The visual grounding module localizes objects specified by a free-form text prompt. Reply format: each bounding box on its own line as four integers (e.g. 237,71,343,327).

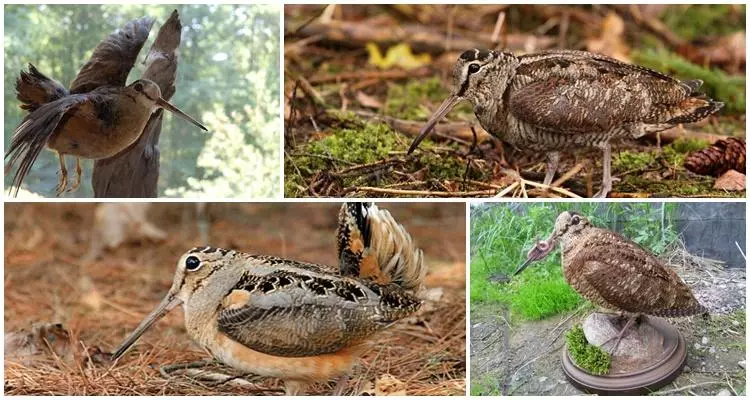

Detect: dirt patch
471,281,746,396
4,203,466,395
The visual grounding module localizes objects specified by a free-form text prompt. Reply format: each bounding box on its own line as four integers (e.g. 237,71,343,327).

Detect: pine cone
684,137,746,177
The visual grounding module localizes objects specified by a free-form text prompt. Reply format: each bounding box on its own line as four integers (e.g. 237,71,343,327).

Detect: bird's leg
332,375,350,396
55,153,68,196
284,380,309,396
67,157,82,192
593,143,612,198
602,313,641,353
543,151,560,186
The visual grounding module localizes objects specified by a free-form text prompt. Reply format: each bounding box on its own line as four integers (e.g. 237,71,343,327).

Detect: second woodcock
408,49,724,197
111,202,426,395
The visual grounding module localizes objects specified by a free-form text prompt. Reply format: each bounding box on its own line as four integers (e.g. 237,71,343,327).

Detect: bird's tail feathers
337,202,427,293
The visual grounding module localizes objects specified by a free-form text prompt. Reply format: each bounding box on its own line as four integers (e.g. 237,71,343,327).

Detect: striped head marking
407,49,518,154
514,211,590,276
110,246,234,361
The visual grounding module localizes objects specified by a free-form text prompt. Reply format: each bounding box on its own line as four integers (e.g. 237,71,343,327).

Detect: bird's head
407,49,518,154
110,246,231,361
127,79,208,131
514,211,590,276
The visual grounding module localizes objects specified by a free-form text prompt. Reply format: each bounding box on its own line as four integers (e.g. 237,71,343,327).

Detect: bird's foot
55,173,68,196
66,159,82,193
600,314,641,353
332,375,350,396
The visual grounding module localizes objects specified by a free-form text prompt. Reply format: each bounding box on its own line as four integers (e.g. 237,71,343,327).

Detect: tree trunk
92,10,181,197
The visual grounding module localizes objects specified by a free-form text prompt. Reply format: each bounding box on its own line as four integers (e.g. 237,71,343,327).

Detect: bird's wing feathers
511,51,693,134
16,64,69,112
216,269,386,357
69,16,155,94
574,231,697,314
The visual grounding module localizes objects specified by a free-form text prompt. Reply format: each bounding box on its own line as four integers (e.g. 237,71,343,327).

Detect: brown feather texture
525,211,707,318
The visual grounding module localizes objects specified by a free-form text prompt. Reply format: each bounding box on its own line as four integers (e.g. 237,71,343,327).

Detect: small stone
701,361,707,366
733,320,740,327
694,343,702,350
716,389,732,396
709,347,716,354
683,365,691,373
538,376,548,383
739,360,746,369
702,336,709,345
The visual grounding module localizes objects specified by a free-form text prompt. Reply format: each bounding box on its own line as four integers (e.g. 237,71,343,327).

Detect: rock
715,389,732,396
702,336,709,345
538,376,548,383
582,313,659,358
709,347,717,354
694,343,702,350
739,360,746,369
683,365,691,373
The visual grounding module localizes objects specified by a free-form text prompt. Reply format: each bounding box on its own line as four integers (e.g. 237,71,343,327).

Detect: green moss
613,151,655,171
661,5,745,41
385,77,474,121
307,123,400,166
566,325,611,375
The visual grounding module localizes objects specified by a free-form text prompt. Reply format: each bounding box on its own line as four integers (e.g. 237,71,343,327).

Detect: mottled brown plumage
516,211,707,317
408,49,724,197
111,203,426,395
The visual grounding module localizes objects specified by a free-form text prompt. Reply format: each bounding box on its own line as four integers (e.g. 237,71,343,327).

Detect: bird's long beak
513,235,557,276
111,291,182,361
156,98,208,131
407,94,462,154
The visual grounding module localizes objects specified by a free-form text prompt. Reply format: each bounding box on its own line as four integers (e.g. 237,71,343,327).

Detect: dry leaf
356,91,383,109
375,374,407,396
586,12,630,62
713,169,745,191
367,42,431,70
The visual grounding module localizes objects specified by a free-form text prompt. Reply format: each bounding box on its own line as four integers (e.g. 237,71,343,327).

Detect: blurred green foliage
4,5,280,198
470,203,678,321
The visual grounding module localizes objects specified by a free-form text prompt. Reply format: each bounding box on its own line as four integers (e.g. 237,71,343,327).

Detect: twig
551,162,584,187
307,67,432,84
346,186,496,197
653,381,723,395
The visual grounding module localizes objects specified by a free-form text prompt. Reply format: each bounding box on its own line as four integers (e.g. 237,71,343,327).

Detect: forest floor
470,266,746,396
284,5,745,198
4,203,466,395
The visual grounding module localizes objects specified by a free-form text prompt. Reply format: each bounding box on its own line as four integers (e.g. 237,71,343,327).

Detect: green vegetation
566,325,611,375
385,77,474,120
661,4,745,41
284,114,486,197
4,5,280,197
470,203,679,320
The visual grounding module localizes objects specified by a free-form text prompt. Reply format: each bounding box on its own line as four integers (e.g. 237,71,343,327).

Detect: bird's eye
185,256,201,271
133,82,143,92
571,215,580,225
468,63,481,74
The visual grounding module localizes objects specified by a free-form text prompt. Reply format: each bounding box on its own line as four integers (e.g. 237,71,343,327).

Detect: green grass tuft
566,325,611,375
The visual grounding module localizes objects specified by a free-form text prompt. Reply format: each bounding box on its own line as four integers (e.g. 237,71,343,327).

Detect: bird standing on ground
408,49,724,197
5,16,207,197
111,202,427,395
515,211,707,347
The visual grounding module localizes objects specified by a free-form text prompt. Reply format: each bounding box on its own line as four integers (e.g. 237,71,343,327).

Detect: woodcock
5,16,207,197
514,211,708,347
407,49,724,197
112,203,426,395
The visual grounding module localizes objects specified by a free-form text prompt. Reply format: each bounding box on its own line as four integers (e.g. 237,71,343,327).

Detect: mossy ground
566,325,611,375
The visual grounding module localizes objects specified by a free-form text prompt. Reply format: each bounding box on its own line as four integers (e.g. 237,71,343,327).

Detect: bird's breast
207,332,363,382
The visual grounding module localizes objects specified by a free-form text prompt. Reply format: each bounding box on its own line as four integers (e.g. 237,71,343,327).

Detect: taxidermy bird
408,49,724,197
5,16,207,197
111,202,426,395
515,211,708,349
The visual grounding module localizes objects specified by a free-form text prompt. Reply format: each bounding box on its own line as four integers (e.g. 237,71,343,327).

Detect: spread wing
216,269,389,357
510,50,694,134
5,91,115,195
573,231,701,315
16,64,69,112
69,16,155,94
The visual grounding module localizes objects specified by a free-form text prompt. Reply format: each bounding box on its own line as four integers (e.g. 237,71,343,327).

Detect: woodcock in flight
514,211,708,349
111,202,427,395
5,16,206,197
407,49,724,197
